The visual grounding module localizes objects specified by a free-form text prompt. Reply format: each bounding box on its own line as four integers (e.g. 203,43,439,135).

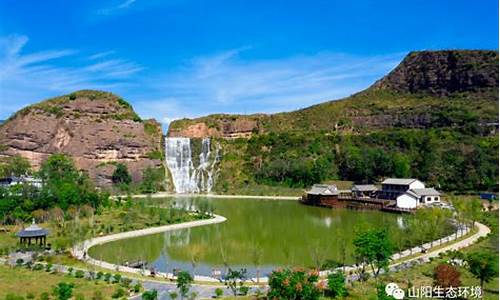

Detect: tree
327,271,347,298
267,268,321,300
140,166,164,193
464,198,482,227
433,264,461,288
353,229,393,279
0,155,31,177
176,271,193,300
112,163,132,185
52,282,74,300
466,251,498,291
223,268,248,296
141,290,158,300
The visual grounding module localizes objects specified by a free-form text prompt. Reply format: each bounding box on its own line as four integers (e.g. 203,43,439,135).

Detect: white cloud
0,35,405,128
0,34,141,119
97,0,138,15
88,51,116,60
141,49,405,125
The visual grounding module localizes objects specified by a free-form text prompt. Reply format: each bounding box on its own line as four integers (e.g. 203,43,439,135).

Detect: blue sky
0,0,498,126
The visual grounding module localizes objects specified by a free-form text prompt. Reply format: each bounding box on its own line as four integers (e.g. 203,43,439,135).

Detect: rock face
371,50,499,96
0,90,163,186
168,115,261,138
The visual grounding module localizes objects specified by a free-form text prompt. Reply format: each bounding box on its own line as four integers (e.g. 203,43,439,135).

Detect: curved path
72,214,227,282
117,192,300,201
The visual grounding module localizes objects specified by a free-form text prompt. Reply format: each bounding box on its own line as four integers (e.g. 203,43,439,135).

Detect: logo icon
385,282,405,300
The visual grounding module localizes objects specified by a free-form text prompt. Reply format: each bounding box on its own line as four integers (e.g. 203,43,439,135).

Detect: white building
380,178,425,200
396,188,441,209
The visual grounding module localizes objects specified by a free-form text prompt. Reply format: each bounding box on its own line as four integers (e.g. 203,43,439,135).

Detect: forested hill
169,50,499,193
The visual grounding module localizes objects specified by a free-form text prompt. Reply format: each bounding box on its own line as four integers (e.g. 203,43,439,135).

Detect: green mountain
168,50,499,194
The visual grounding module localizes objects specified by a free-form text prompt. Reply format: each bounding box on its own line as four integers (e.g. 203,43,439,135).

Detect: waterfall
165,137,220,193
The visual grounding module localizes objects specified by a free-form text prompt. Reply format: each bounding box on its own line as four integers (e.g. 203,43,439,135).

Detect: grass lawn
0,264,118,299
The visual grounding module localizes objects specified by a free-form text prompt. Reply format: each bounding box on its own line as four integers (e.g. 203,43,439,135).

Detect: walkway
118,192,300,201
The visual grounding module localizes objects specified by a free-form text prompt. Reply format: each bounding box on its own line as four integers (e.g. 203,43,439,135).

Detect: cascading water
165,137,220,193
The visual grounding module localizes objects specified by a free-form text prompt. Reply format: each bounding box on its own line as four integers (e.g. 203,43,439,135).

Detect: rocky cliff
371,50,498,96
168,50,499,137
0,90,163,186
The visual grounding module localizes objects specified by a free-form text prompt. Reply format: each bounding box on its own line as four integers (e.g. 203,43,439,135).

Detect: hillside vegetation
170,50,499,194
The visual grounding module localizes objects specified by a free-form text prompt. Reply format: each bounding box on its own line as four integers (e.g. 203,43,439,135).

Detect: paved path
72,214,227,282
117,192,300,201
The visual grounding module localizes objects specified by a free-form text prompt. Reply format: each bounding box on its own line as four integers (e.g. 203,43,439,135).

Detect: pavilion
16,220,49,247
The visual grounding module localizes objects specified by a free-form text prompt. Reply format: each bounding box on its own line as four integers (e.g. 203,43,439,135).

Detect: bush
45,263,53,272
96,271,103,280
74,294,85,300
26,293,35,300
103,273,112,282
214,288,224,298
133,282,142,293
327,271,348,298
141,290,158,300
433,264,461,288
120,277,132,288
112,164,131,186
113,274,122,284
52,282,74,300
111,287,126,299
268,268,321,300
74,270,85,278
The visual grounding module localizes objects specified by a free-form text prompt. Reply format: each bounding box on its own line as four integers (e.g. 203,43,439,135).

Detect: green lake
89,197,415,277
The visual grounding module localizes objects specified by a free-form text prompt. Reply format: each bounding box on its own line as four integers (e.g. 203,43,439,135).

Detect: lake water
89,197,413,277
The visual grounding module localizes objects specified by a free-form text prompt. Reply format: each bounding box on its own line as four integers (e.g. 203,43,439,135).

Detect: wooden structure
16,220,49,246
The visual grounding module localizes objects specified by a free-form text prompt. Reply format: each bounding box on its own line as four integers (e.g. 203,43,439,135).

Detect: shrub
120,277,132,288
267,268,321,300
45,263,53,272
214,288,224,298
111,287,126,299
433,264,461,288
52,282,74,300
74,270,85,278
96,271,103,280
133,282,142,293
141,290,158,300
26,293,35,300
327,271,348,298
104,273,112,282
113,273,122,283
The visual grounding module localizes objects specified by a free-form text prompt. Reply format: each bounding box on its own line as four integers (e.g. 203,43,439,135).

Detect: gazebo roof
16,220,49,238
